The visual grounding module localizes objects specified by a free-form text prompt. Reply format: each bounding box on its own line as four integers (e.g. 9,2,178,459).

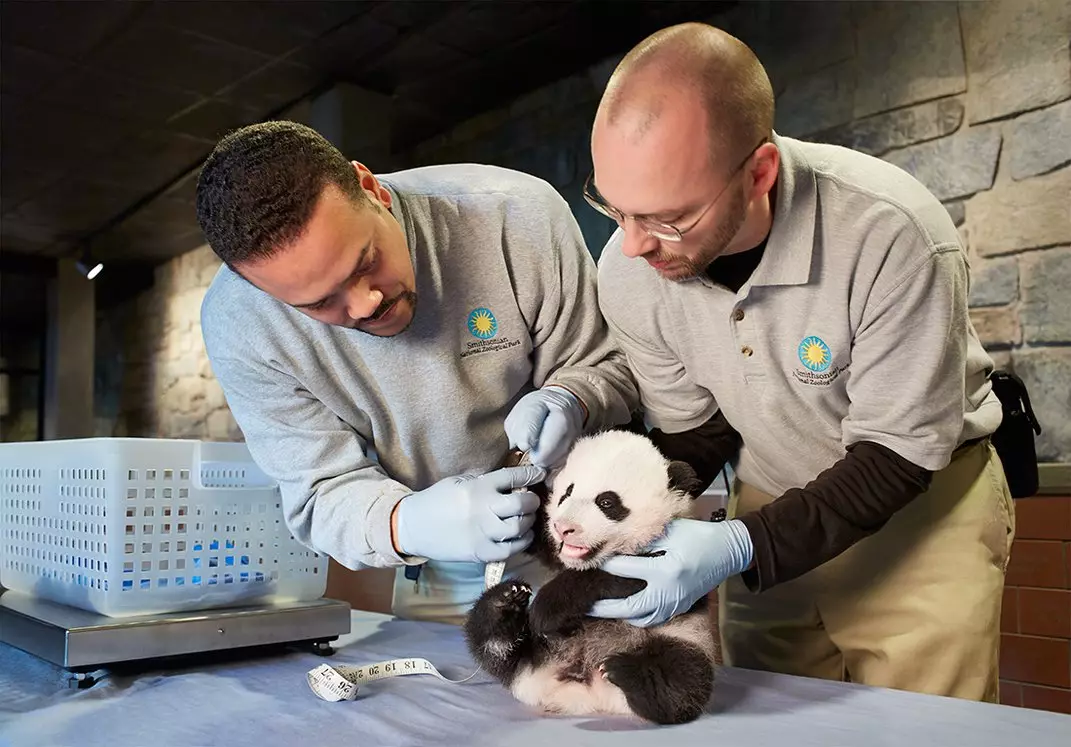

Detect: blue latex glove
588,518,753,627
394,465,546,563
504,386,586,468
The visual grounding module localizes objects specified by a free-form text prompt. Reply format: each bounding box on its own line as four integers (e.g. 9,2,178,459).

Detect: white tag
484,560,505,589
482,450,530,590
307,657,480,702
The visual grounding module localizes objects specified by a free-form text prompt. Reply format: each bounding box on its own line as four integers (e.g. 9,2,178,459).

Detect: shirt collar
748,132,817,288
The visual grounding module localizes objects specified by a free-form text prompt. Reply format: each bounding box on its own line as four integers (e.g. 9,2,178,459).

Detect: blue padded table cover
1,609,1068,747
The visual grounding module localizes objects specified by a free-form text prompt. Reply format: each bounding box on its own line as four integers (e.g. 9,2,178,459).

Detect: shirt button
741,346,753,357
733,308,745,322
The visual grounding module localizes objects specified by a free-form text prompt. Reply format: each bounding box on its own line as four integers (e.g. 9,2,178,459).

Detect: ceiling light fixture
75,249,103,280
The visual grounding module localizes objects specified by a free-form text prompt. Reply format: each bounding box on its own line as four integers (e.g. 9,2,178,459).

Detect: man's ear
667,460,703,498
352,160,392,208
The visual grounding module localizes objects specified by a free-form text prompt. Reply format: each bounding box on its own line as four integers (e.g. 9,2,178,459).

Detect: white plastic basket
0,437,328,618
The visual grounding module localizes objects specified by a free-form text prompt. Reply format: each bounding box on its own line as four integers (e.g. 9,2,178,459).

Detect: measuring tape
307,657,482,702
307,450,533,702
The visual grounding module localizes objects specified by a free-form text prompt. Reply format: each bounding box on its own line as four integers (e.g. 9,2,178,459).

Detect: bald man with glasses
585,23,1014,705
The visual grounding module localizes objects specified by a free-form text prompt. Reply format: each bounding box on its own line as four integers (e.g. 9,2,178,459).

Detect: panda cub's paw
468,580,532,639
464,581,534,682
489,580,532,609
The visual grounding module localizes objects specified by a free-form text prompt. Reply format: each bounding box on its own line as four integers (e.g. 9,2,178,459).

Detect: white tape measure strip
308,450,533,702
484,449,532,590
307,657,481,702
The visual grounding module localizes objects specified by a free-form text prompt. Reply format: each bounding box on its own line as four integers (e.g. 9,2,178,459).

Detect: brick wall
1000,495,1071,714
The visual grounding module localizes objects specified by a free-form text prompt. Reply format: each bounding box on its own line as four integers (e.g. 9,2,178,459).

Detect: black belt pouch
988,370,1042,498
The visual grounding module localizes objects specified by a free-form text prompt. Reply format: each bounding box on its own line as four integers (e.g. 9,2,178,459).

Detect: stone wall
403,0,1071,462
97,0,1070,462
95,245,241,441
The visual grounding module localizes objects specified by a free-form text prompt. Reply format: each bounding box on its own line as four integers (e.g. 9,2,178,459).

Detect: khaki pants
718,440,1015,702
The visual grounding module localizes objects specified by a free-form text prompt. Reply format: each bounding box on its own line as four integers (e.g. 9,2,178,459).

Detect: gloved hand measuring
394,465,546,563
587,517,753,627
504,386,586,468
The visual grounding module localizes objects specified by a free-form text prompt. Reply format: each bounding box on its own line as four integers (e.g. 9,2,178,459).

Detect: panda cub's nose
554,520,578,538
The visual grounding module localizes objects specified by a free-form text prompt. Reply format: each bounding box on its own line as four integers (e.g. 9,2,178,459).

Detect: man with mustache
197,121,638,624
588,23,1014,703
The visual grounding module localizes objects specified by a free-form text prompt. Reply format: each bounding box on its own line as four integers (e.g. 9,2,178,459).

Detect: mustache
368,290,417,321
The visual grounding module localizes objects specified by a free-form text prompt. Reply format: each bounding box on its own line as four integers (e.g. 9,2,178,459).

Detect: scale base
0,589,352,686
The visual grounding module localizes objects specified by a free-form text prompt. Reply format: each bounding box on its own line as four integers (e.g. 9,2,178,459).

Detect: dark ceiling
1,0,732,282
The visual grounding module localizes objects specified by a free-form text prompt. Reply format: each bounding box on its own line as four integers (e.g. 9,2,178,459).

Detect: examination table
2,608,1068,746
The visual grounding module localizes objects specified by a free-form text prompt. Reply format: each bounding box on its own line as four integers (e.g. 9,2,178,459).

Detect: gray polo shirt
202,163,637,622
597,133,1002,499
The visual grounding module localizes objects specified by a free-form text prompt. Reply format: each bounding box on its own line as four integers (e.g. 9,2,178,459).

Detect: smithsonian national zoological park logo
461,306,520,359
792,335,847,386
468,307,498,339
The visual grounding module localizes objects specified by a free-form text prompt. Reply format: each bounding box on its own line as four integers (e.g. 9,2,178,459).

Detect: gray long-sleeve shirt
200,163,638,621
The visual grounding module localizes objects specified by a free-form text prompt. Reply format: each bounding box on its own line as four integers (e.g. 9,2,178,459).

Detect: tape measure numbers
308,449,534,702
308,657,481,702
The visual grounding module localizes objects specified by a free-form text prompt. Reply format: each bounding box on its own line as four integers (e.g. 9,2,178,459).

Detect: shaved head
589,23,780,281
598,22,774,165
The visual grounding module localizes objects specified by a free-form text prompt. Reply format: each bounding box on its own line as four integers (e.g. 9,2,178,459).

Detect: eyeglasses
582,136,769,242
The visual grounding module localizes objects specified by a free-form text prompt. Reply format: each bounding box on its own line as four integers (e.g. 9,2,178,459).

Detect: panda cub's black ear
667,460,703,498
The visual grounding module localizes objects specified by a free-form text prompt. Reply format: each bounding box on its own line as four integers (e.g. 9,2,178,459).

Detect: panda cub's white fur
463,429,718,725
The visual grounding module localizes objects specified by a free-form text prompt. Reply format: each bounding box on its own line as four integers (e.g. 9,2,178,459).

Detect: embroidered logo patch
460,307,520,360
793,335,846,386
797,336,831,372
467,308,498,339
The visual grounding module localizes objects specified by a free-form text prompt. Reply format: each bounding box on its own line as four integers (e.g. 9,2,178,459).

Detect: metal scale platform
0,589,352,687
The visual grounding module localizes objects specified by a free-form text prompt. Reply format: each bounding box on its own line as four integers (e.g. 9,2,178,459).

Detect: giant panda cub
463,429,717,725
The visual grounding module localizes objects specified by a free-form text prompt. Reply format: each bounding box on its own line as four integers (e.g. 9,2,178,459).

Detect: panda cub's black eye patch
557,483,574,506
595,491,630,522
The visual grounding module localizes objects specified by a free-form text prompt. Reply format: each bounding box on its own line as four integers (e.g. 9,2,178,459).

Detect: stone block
713,1,853,95
163,376,206,416
775,61,855,137
1008,100,1071,181
164,413,205,440
944,200,966,227
819,97,964,157
969,167,1071,257
207,409,233,440
988,349,1013,373
969,307,1020,349
961,0,1071,124
1011,347,1071,462
197,255,222,287
884,125,1001,201
1020,246,1071,344
587,54,622,94
552,74,597,114
969,256,1019,307
510,84,558,118
853,1,966,119
205,380,229,411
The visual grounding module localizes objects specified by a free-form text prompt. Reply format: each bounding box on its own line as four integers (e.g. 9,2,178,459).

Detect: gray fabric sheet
1,610,1067,747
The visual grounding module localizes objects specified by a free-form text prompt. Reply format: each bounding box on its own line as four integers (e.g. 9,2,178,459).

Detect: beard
649,185,749,282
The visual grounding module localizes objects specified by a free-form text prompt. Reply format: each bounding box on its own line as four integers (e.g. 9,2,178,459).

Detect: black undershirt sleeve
734,442,932,591
647,409,741,495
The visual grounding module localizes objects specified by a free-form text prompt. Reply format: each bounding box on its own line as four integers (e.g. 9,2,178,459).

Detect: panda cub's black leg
601,637,714,725
463,580,534,685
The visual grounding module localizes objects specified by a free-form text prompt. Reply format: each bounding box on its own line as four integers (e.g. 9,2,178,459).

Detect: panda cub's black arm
528,568,645,638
